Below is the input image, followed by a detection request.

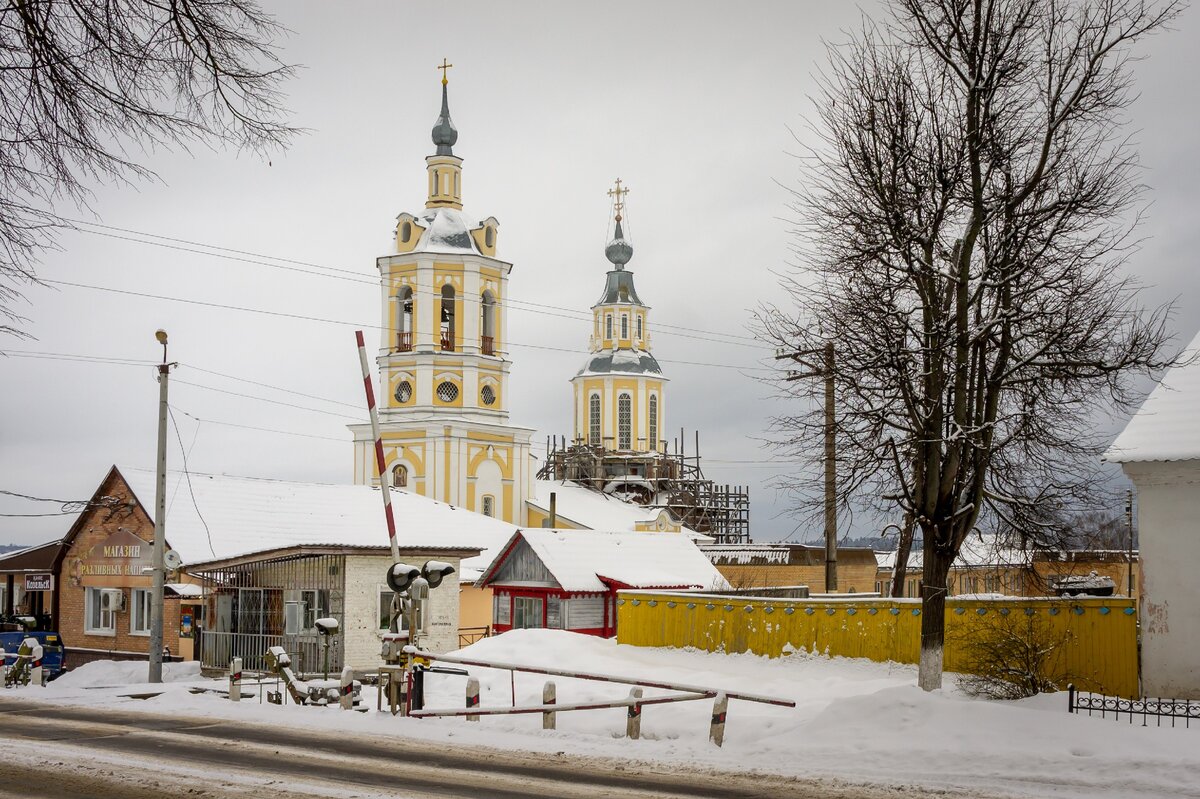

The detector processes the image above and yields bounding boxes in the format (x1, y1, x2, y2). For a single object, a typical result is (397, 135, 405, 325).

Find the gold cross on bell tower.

(607, 178, 630, 222)
(437, 58, 453, 85)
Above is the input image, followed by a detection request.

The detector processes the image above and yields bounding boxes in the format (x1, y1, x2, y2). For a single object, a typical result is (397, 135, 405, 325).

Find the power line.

(65, 219, 768, 348)
(180, 364, 363, 411)
(172, 407, 349, 443)
(172, 379, 366, 421)
(36, 280, 772, 371)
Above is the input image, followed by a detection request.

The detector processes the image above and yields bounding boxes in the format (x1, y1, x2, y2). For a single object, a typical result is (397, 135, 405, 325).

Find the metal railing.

(201, 631, 338, 676)
(481, 335, 495, 355)
(458, 625, 490, 647)
(1068, 684, 1200, 728)
(440, 332, 454, 351)
(396, 332, 412, 352)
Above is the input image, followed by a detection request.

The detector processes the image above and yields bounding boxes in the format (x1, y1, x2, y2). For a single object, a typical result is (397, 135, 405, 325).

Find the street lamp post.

(148, 329, 175, 683)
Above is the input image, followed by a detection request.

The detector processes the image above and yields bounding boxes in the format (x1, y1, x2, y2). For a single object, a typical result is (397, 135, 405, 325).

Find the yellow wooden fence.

(616, 592, 1139, 697)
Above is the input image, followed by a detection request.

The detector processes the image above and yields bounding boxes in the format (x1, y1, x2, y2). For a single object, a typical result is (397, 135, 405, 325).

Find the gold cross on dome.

(438, 58, 453, 85)
(607, 178, 630, 221)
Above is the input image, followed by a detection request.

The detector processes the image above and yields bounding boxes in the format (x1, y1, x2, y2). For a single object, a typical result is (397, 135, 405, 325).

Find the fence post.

(339, 666, 354, 710)
(710, 692, 728, 747)
(466, 676, 480, 722)
(29, 642, 44, 687)
(1067, 683, 1075, 715)
(626, 687, 643, 740)
(229, 656, 242, 702)
(543, 681, 556, 730)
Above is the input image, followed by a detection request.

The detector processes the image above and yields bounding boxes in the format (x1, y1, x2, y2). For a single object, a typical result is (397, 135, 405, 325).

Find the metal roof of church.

(575, 348, 665, 378)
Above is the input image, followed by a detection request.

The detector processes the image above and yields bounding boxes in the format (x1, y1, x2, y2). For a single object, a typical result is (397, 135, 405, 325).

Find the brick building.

(700, 543, 881, 594)
(55, 467, 200, 665)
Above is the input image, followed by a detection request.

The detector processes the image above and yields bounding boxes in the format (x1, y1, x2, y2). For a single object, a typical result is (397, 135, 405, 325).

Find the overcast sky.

(2, 0, 1197, 548)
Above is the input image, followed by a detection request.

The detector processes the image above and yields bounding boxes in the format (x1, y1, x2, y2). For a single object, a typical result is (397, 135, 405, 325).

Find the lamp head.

(155, 329, 168, 345)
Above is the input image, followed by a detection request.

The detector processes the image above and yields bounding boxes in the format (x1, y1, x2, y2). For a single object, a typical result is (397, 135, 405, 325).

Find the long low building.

(700, 543, 881, 594)
(50, 466, 515, 674)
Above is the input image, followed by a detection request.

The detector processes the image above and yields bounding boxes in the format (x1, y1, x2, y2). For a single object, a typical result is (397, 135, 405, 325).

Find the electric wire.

(36, 279, 772, 371)
(63, 218, 767, 347)
(167, 405, 217, 558)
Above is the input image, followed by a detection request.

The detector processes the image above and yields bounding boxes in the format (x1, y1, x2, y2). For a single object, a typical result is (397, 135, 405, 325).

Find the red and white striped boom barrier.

(355, 330, 400, 563)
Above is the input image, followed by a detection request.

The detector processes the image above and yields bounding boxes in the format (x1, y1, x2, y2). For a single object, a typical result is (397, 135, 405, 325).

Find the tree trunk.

(890, 510, 915, 599)
(917, 542, 954, 691)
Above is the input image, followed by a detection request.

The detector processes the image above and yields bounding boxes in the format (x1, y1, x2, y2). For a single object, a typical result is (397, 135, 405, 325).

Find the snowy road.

(0, 699, 923, 799)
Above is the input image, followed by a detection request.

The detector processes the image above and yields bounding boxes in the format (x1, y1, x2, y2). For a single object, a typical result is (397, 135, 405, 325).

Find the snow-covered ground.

(13, 631, 1200, 799)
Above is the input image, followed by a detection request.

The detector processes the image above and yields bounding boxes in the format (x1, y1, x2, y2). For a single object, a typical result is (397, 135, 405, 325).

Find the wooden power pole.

(778, 341, 837, 592)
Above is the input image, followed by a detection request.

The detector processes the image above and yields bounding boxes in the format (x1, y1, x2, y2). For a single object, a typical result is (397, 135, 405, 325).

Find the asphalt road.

(0, 698, 951, 799)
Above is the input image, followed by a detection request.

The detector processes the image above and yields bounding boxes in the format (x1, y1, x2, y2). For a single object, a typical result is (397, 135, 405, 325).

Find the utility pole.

(778, 341, 837, 592)
(149, 329, 174, 683)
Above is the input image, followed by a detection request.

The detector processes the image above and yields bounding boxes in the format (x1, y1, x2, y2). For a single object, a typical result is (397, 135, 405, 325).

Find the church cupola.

(426, 59, 463, 210)
(571, 179, 668, 453)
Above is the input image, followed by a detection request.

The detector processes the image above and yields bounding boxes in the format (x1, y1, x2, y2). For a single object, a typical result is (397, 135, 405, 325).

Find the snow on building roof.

(1105, 328, 1200, 463)
(119, 467, 516, 569)
(481, 528, 731, 593)
(875, 535, 1032, 572)
(530, 479, 710, 541)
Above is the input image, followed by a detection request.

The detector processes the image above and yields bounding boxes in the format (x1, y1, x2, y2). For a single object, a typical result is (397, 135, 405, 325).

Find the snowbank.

(53, 659, 201, 688)
(17, 632, 1200, 799)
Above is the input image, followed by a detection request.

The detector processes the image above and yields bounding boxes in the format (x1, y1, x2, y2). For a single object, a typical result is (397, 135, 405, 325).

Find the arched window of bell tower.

(440, 285, 456, 351)
(481, 290, 496, 355)
(605, 314, 613, 340)
(397, 287, 414, 352)
(589, 394, 601, 446)
(618, 393, 632, 450)
(649, 394, 658, 452)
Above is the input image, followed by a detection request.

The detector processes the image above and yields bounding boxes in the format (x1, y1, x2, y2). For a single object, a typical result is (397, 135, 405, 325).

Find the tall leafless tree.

(761, 0, 1182, 690)
(0, 0, 298, 337)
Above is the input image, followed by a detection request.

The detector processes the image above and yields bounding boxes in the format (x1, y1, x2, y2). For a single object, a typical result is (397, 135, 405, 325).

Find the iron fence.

(1068, 684, 1200, 728)
(201, 630, 338, 676)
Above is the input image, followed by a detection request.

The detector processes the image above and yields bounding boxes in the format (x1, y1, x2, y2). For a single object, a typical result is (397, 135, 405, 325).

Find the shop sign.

(75, 528, 155, 579)
(24, 573, 54, 591)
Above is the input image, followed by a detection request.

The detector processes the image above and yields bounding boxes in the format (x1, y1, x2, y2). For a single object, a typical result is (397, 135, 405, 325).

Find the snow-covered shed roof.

(529, 479, 710, 541)
(479, 528, 731, 593)
(119, 467, 516, 569)
(1105, 328, 1200, 463)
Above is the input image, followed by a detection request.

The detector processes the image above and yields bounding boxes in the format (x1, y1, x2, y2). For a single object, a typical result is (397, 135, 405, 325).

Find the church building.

(349, 68, 535, 525)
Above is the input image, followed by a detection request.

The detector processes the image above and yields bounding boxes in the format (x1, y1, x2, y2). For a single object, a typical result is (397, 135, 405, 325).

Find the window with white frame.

(605, 314, 613, 339)
(378, 587, 415, 633)
(589, 394, 601, 445)
(493, 592, 511, 626)
(617, 393, 632, 449)
(620, 314, 628, 339)
(85, 587, 116, 635)
(636, 315, 643, 340)
(130, 588, 152, 635)
(513, 596, 543, 629)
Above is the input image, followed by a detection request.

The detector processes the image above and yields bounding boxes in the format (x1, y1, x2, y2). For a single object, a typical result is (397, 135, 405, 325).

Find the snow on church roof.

(406, 207, 480, 255)
(1106, 328, 1200, 463)
(119, 467, 516, 568)
(481, 528, 731, 593)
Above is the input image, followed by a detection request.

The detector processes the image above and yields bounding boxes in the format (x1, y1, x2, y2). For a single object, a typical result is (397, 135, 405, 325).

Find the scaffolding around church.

(537, 430, 750, 544)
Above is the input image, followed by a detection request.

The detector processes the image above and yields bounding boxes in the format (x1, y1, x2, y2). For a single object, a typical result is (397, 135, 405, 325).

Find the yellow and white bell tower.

(351, 64, 534, 523)
(571, 181, 668, 454)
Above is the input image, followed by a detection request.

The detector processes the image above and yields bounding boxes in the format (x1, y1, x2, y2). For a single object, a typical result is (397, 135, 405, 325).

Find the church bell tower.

(351, 62, 534, 523)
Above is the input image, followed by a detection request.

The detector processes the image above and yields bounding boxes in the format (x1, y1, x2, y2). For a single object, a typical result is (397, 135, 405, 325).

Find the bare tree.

(0, 0, 298, 336)
(762, 0, 1181, 690)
